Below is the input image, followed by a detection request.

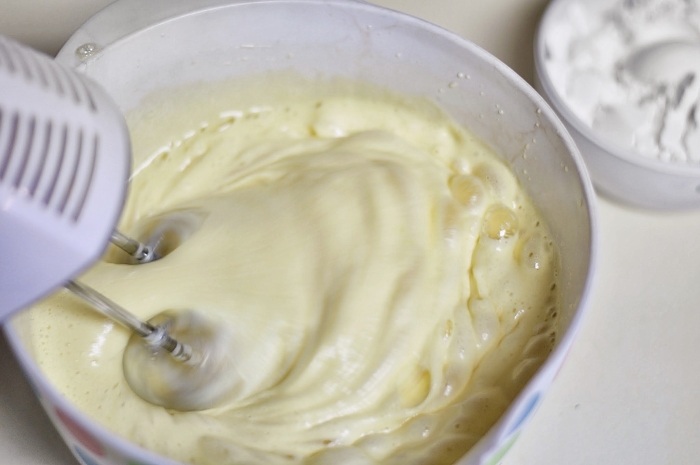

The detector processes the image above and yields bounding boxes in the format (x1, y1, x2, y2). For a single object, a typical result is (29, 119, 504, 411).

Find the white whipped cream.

(544, 0, 700, 162)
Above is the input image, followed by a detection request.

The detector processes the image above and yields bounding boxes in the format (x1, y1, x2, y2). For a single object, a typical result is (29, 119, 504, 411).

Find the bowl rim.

(534, 0, 700, 178)
(6, 1, 599, 464)
(2, 321, 185, 465)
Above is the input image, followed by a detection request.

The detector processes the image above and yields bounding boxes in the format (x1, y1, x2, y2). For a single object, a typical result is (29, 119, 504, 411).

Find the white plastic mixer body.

(0, 35, 130, 320)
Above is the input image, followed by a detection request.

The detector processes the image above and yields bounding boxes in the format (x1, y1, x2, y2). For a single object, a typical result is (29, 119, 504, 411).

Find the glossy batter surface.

(28, 78, 560, 465)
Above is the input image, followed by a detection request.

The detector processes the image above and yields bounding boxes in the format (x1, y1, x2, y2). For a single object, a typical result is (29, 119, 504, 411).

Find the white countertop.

(2, 0, 699, 464)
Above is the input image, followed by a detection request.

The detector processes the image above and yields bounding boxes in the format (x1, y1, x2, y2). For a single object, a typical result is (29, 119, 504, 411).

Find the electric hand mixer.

(0, 36, 238, 411)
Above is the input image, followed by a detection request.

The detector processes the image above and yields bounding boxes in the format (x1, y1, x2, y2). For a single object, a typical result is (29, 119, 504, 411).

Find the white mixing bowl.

(4, 1, 597, 464)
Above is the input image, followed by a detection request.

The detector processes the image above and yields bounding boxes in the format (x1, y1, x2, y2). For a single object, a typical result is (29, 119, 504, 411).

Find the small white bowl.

(4, 1, 597, 464)
(535, 0, 700, 210)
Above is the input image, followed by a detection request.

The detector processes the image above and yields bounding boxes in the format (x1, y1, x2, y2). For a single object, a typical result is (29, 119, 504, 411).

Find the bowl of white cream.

(3, 1, 596, 464)
(535, 0, 700, 209)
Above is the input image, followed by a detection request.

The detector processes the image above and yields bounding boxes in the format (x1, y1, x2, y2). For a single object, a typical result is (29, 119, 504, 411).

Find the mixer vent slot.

(0, 107, 18, 182)
(0, 36, 97, 113)
(0, 106, 99, 223)
(0, 38, 17, 75)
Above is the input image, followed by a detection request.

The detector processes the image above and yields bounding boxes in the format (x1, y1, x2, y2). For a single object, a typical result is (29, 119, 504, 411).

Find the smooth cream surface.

(28, 78, 559, 465)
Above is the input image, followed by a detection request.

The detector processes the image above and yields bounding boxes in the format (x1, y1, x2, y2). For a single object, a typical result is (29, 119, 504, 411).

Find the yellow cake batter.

(28, 77, 560, 465)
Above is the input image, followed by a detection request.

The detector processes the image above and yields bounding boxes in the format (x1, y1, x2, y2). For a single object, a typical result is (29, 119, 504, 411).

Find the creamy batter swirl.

(28, 78, 559, 465)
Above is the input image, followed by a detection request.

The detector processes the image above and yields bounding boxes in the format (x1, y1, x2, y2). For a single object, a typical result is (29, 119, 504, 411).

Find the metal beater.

(0, 35, 241, 411)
